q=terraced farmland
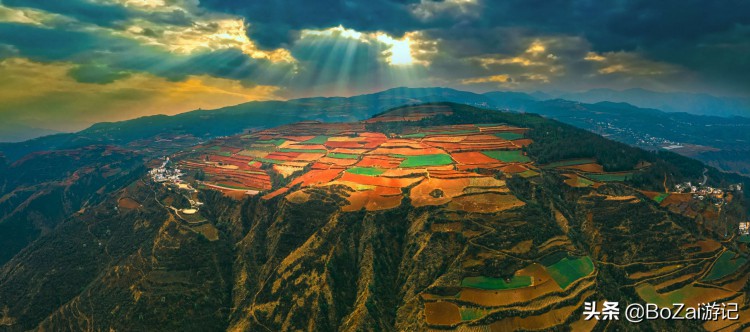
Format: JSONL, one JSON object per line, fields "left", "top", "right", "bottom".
{"left": 164, "top": 104, "right": 750, "bottom": 331}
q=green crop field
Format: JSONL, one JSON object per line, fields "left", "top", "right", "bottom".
{"left": 400, "top": 133, "right": 426, "bottom": 138}
{"left": 393, "top": 154, "right": 453, "bottom": 167}
{"left": 653, "top": 193, "right": 670, "bottom": 203}
{"left": 568, "top": 175, "right": 595, "bottom": 187}
{"left": 542, "top": 159, "right": 596, "bottom": 169}
{"left": 300, "top": 135, "right": 329, "bottom": 144}
{"left": 461, "top": 276, "right": 532, "bottom": 290}
{"left": 328, "top": 153, "right": 359, "bottom": 159}
{"left": 546, "top": 256, "right": 594, "bottom": 289}
{"left": 518, "top": 170, "right": 540, "bottom": 178}
{"left": 586, "top": 173, "right": 632, "bottom": 182}
{"left": 460, "top": 307, "right": 486, "bottom": 321}
{"left": 256, "top": 139, "right": 286, "bottom": 146}
{"left": 494, "top": 132, "right": 524, "bottom": 140}
{"left": 704, "top": 251, "right": 747, "bottom": 281}
{"left": 346, "top": 167, "right": 385, "bottom": 176}
{"left": 482, "top": 150, "right": 531, "bottom": 163}
{"left": 257, "top": 158, "right": 286, "bottom": 165}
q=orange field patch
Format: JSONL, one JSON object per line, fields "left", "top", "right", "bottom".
{"left": 295, "top": 153, "right": 326, "bottom": 162}
{"left": 118, "top": 197, "right": 140, "bottom": 209}
{"left": 318, "top": 157, "right": 359, "bottom": 166}
{"left": 379, "top": 168, "right": 427, "bottom": 177}
{"left": 423, "top": 301, "right": 461, "bottom": 326}
{"left": 410, "top": 178, "right": 471, "bottom": 207}
{"left": 429, "top": 170, "right": 485, "bottom": 179}
{"left": 500, "top": 164, "right": 530, "bottom": 173}
{"left": 448, "top": 193, "right": 525, "bottom": 213}
{"left": 356, "top": 155, "right": 404, "bottom": 168}
{"left": 422, "top": 136, "right": 467, "bottom": 143}
{"left": 262, "top": 187, "right": 289, "bottom": 200}
{"left": 512, "top": 138, "right": 534, "bottom": 147}
{"left": 563, "top": 163, "right": 605, "bottom": 173}
{"left": 660, "top": 193, "right": 693, "bottom": 206}
{"left": 359, "top": 132, "right": 388, "bottom": 138}
{"left": 265, "top": 152, "right": 301, "bottom": 161}
{"left": 284, "top": 144, "right": 328, "bottom": 151}
{"left": 331, "top": 148, "right": 369, "bottom": 154}
{"left": 324, "top": 141, "right": 364, "bottom": 148}
{"left": 289, "top": 169, "right": 344, "bottom": 187}
{"left": 368, "top": 146, "right": 446, "bottom": 155}
{"left": 272, "top": 164, "right": 304, "bottom": 177}
{"left": 341, "top": 186, "right": 403, "bottom": 211}
{"left": 450, "top": 151, "right": 501, "bottom": 165}
{"left": 280, "top": 135, "right": 316, "bottom": 142}
{"left": 339, "top": 172, "right": 424, "bottom": 188}
{"left": 489, "top": 290, "right": 594, "bottom": 331}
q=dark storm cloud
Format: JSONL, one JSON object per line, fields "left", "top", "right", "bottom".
{"left": 197, "top": 0, "right": 750, "bottom": 94}
{"left": 197, "top": 0, "right": 423, "bottom": 48}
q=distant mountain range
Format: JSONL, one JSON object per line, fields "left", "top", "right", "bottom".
{"left": 537, "top": 88, "right": 750, "bottom": 117}
{"left": 0, "top": 123, "right": 60, "bottom": 143}
{"left": 2, "top": 87, "right": 750, "bottom": 175}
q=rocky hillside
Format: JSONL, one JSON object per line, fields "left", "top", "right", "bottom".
{"left": 0, "top": 103, "right": 749, "bottom": 331}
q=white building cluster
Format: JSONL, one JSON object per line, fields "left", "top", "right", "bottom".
{"left": 149, "top": 157, "right": 183, "bottom": 183}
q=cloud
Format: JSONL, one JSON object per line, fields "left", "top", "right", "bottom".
{"left": 0, "top": 0, "right": 749, "bottom": 138}
{"left": 2, "top": 0, "right": 129, "bottom": 27}
{"left": 0, "top": 58, "right": 282, "bottom": 131}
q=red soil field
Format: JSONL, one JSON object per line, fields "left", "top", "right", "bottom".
{"left": 118, "top": 197, "right": 140, "bottom": 209}
{"left": 265, "top": 152, "right": 302, "bottom": 161}
{"left": 563, "top": 163, "right": 605, "bottom": 173}
{"left": 281, "top": 135, "right": 316, "bottom": 142}
{"left": 411, "top": 178, "right": 472, "bottom": 207}
{"left": 356, "top": 155, "right": 404, "bottom": 168}
{"left": 379, "top": 139, "right": 425, "bottom": 148}
{"left": 456, "top": 163, "right": 505, "bottom": 171}
{"left": 424, "top": 141, "right": 516, "bottom": 152}
{"left": 324, "top": 141, "right": 364, "bottom": 148}
{"left": 262, "top": 187, "right": 289, "bottom": 200}
{"left": 379, "top": 169, "right": 427, "bottom": 177}
{"left": 340, "top": 172, "right": 424, "bottom": 188}
{"left": 512, "top": 139, "right": 534, "bottom": 147}
{"left": 295, "top": 153, "right": 326, "bottom": 162}
{"left": 289, "top": 169, "right": 344, "bottom": 187}
{"left": 318, "top": 157, "right": 359, "bottom": 166}
{"left": 284, "top": 144, "right": 328, "bottom": 150}
{"left": 500, "top": 164, "right": 530, "bottom": 173}
{"left": 450, "top": 151, "right": 501, "bottom": 165}
{"left": 660, "top": 193, "right": 692, "bottom": 207}
{"left": 311, "top": 162, "right": 333, "bottom": 170}
{"left": 422, "top": 135, "right": 467, "bottom": 143}
{"left": 342, "top": 189, "right": 403, "bottom": 211}
{"left": 368, "top": 147, "right": 446, "bottom": 155}
{"left": 461, "top": 134, "right": 506, "bottom": 142}
{"left": 429, "top": 170, "right": 485, "bottom": 179}
{"left": 331, "top": 148, "right": 369, "bottom": 154}
{"left": 448, "top": 192, "right": 525, "bottom": 213}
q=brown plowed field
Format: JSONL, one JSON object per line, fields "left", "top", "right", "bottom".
{"left": 424, "top": 301, "right": 462, "bottom": 326}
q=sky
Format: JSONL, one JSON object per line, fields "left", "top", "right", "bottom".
{"left": 0, "top": 0, "right": 748, "bottom": 137}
